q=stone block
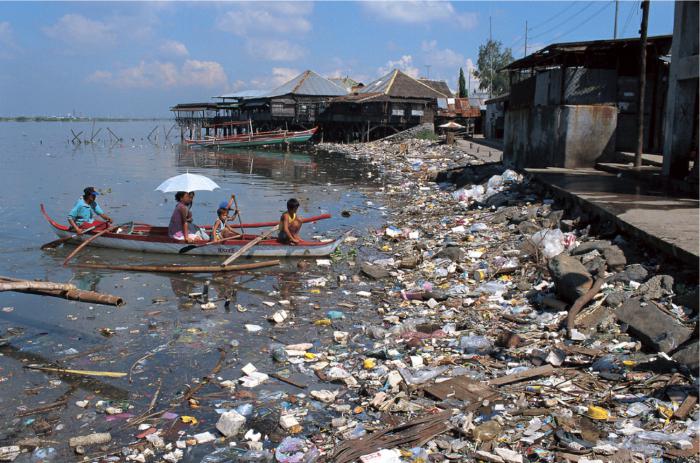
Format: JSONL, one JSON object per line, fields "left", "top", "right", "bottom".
{"left": 615, "top": 298, "right": 693, "bottom": 353}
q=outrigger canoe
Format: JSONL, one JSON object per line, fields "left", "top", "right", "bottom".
{"left": 186, "top": 127, "right": 317, "bottom": 149}
{"left": 41, "top": 205, "right": 343, "bottom": 258}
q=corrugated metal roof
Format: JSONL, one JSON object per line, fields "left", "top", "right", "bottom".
{"left": 215, "top": 89, "right": 268, "bottom": 99}
{"left": 264, "top": 70, "right": 348, "bottom": 97}
{"left": 358, "top": 69, "right": 450, "bottom": 99}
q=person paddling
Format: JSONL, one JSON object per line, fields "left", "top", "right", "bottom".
{"left": 278, "top": 198, "right": 302, "bottom": 245}
{"left": 67, "top": 187, "right": 112, "bottom": 234}
{"left": 211, "top": 195, "right": 241, "bottom": 241}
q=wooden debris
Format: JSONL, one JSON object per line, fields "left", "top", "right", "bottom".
{"left": 26, "top": 364, "right": 127, "bottom": 378}
{"left": 182, "top": 348, "right": 226, "bottom": 402}
{"left": 488, "top": 365, "right": 554, "bottom": 387}
{"left": 0, "top": 275, "right": 124, "bottom": 306}
{"left": 423, "top": 376, "right": 498, "bottom": 404}
{"left": 567, "top": 277, "right": 606, "bottom": 334}
{"left": 673, "top": 394, "right": 698, "bottom": 419}
{"left": 331, "top": 410, "right": 452, "bottom": 463}
{"left": 76, "top": 260, "right": 279, "bottom": 273}
{"left": 270, "top": 372, "right": 307, "bottom": 389}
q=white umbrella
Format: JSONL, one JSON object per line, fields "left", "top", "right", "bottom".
{"left": 155, "top": 173, "right": 220, "bottom": 193}
{"left": 439, "top": 121, "right": 465, "bottom": 129}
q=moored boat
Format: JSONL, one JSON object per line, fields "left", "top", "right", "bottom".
{"left": 40, "top": 205, "right": 342, "bottom": 258}
{"left": 186, "top": 126, "right": 317, "bottom": 148}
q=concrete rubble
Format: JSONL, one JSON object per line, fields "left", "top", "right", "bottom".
{"left": 4, "top": 137, "right": 698, "bottom": 462}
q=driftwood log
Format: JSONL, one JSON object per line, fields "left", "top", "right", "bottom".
{"left": 0, "top": 281, "right": 75, "bottom": 292}
{"left": 0, "top": 276, "right": 124, "bottom": 306}
{"left": 566, "top": 277, "right": 607, "bottom": 335}
{"left": 75, "top": 259, "right": 279, "bottom": 273}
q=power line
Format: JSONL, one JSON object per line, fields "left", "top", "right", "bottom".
{"left": 527, "top": 1, "right": 595, "bottom": 42}
{"left": 548, "top": 1, "right": 615, "bottom": 43}
{"left": 621, "top": 0, "right": 639, "bottom": 37}
{"left": 527, "top": 1, "right": 578, "bottom": 32}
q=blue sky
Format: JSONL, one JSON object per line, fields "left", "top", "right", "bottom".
{"left": 0, "top": 1, "right": 675, "bottom": 117}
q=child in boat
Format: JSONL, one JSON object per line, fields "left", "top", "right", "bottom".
{"left": 278, "top": 198, "right": 302, "bottom": 245}
{"left": 211, "top": 195, "right": 241, "bottom": 241}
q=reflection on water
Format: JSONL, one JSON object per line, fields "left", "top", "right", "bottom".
{"left": 177, "top": 145, "right": 377, "bottom": 185}
{"left": 0, "top": 121, "right": 386, "bottom": 459}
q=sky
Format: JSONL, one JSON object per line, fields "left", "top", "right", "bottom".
{"left": 0, "top": 1, "right": 676, "bottom": 117}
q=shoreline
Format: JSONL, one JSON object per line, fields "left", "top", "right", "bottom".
{"left": 1, "top": 137, "right": 697, "bottom": 462}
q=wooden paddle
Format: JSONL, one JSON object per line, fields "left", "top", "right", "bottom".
{"left": 62, "top": 222, "right": 130, "bottom": 266}
{"left": 41, "top": 226, "right": 96, "bottom": 250}
{"left": 220, "top": 225, "right": 278, "bottom": 267}
{"left": 231, "top": 194, "right": 245, "bottom": 235}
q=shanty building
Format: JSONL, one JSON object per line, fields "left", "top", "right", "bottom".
{"left": 320, "top": 69, "right": 451, "bottom": 142}
{"left": 501, "top": 35, "right": 672, "bottom": 169}
{"left": 239, "top": 70, "right": 348, "bottom": 131}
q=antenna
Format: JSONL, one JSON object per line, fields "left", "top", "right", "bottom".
{"left": 424, "top": 64, "right": 431, "bottom": 79}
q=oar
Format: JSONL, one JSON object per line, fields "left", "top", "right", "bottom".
{"left": 220, "top": 225, "right": 278, "bottom": 267}
{"left": 41, "top": 226, "right": 96, "bottom": 250}
{"left": 178, "top": 235, "right": 236, "bottom": 254}
{"left": 231, "top": 194, "right": 245, "bottom": 235}
{"left": 62, "top": 222, "right": 130, "bottom": 267}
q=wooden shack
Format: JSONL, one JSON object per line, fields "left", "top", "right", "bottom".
{"left": 240, "top": 70, "right": 348, "bottom": 131}
{"left": 319, "top": 69, "right": 451, "bottom": 142}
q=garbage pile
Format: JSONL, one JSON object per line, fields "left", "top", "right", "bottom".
{"left": 3, "top": 138, "right": 698, "bottom": 462}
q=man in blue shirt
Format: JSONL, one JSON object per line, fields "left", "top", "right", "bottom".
{"left": 67, "top": 187, "right": 112, "bottom": 234}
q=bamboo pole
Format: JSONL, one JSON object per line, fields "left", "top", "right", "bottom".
{"left": 75, "top": 259, "right": 279, "bottom": 273}
{"left": 221, "top": 226, "right": 278, "bottom": 267}
{"left": 0, "top": 276, "right": 124, "bottom": 306}
{"left": 0, "top": 281, "right": 76, "bottom": 292}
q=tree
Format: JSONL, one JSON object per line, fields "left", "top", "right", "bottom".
{"left": 458, "top": 68, "right": 467, "bottom": 98}
{"left": 474, "top": 39, "right": 513, "bottom": 97}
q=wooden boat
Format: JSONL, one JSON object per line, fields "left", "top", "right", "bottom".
{"left": 41, "top": 205, "right": 342, "bottom": 258}
{"left": 186, "top": 127, "right": 317, "bottom": 148}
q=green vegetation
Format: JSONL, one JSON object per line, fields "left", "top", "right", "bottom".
{"left": 415, "top": 129, "right": 439, "bottom": 141}
{"left": 474, "top": 39, "right": 514, "bottom": 97}
{"left": 458, "top": 67, "right": 467, "bottom": 98}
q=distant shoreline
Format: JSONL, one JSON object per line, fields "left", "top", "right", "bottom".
{"left": 0, "top": 117, "right": 172, "bottom": 122}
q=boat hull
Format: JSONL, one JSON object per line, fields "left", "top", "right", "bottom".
{"left": 187, "top": 128, "right": 317, "bottom": 148}
{"left": 41, "top": 205, "right": 342, "bottom": 258}
{"left": 50, "top": 229, "right": 342, "bottom": 257}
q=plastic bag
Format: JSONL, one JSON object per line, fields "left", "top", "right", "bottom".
{"left": 460, "top": 335, "right": 494, "bottom": 355}
{"left": 530, "top": 229, "right": 565, "bottom": 259}
{"left": 398, "top": 366, "right": 448, "bottom": 385}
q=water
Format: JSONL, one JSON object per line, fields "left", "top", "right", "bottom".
{"left": 0, "top": 122, "right": 386, "bottom": 459}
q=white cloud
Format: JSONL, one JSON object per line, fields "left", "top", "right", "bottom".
{"left": 42, "top": 12, "right": 156, "bottom": 50}
{"left": 363, "top": 1, "right": 477, "bottom": 29}
{"left": 43, "top": 14, "right": 115, "bottom": 47}
{"left": 0, "top": 21, "right": 18, "bottom": 58}
{"left": 217, "top": 2, "right": 312, "bottom": 62}
{"left": 217, "top": 2, "right": 312, "bottom": 36}
{"left": 249, "top": 67, "right": 300, "bottom": 90}
{"left": 87, "top": 59, "right": 228, "bottom": 89}
{"left": 421, "top": 40, "right": 464, "bottom": 68}
{"left": 378, "top": 55, "right": 419, "bottom": 78}
{"left": 159, "top": 40, "right": 189, "bottom": 57}
{"left": 246, "top": 38, "right": 306, "bottom": 62}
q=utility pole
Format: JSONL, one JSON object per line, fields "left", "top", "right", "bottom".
{"left": 489, "top": 16, "right": 493, "bottom": 99}
{"left": 524, "top": 20, "right": 528, "bottom": 57}
{"left": 424, "top": 64, "right": 431, "bottom": 79}
{"left": 634, "top": 0, "right": 649, "bottom": 168}
{"left": 613, "top": 0, "right": 619, "bottom": 39}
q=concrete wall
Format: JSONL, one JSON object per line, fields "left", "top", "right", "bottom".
{"left": 503, "top": 105, "right": 617, "bottom": 168}
{"left": 663, "top": 1, "right": 699, "bottom": 178}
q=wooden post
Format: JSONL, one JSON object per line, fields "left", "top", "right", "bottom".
{"left": 634, "top": 0, "right": 650, "bottom": 168}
